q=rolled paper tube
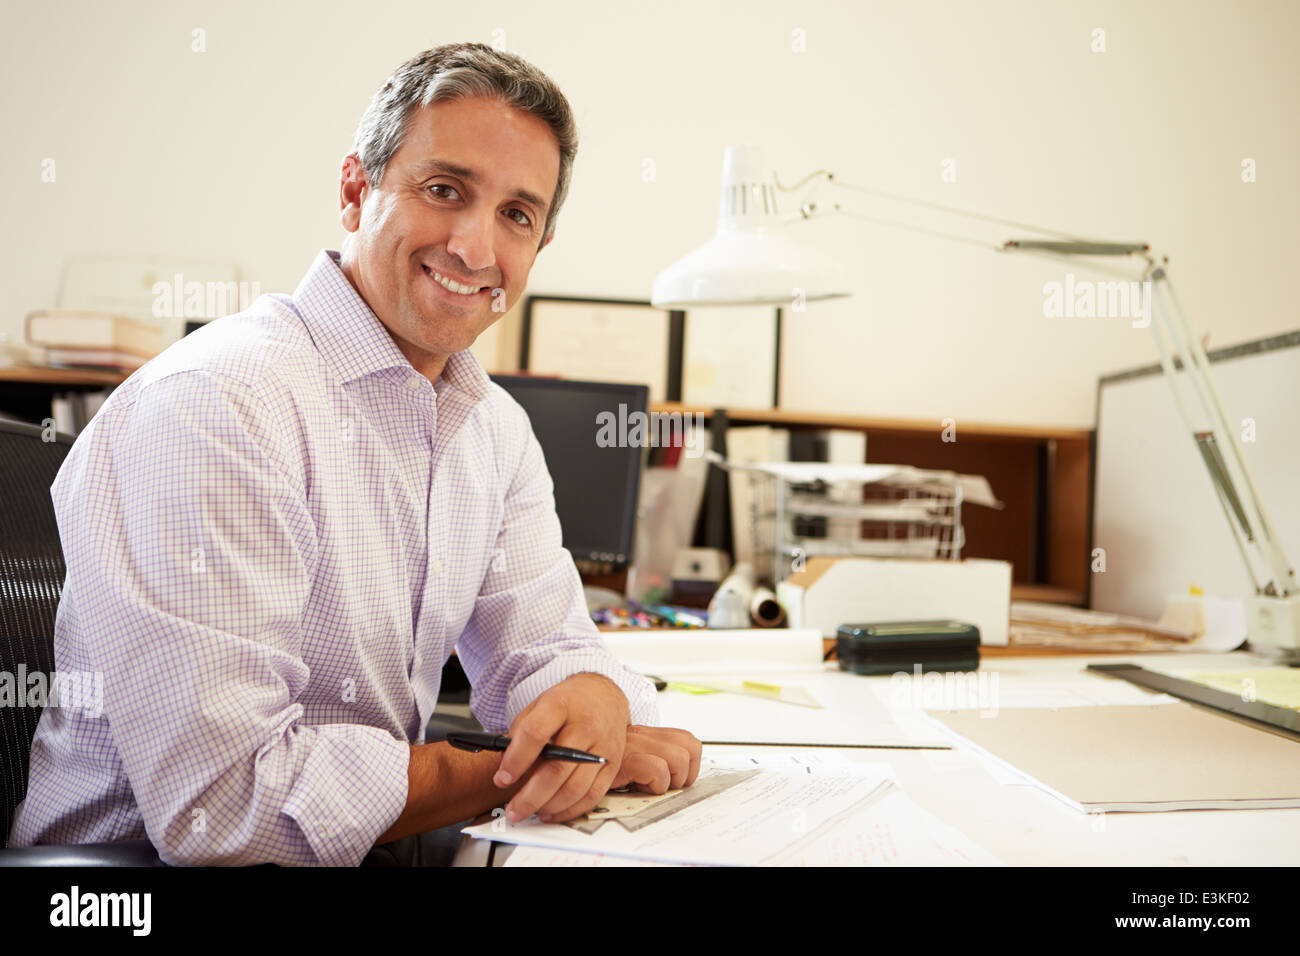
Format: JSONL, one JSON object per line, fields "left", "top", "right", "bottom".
{"left": 749, "top": 586, "right": 787, "bottom": 628}
{"left": 707, "top": 562, "right": 755, "bottom": 629}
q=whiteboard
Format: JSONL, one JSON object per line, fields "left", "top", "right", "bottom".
{"left": 1092, "top": 331, "right": 1300, "bottom": 619}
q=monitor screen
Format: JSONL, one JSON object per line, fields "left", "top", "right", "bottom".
{"left": 490, "top": 375, "right": 647, "bottom": 567}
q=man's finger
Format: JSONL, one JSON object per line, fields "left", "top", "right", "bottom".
{"left": 643, "top": 726, "right": 704, "bottom": 787}
{"left": 625, "top": 729, "right": 694, "bottom": 790}
{"left": 504, "top": 723, "right": 609, "bottom": 822}
{"left": 495, "top": 697, "right": 567, "bottom": 787}
{"left": 611, "top": 752, "right": 672, "bottom": 794}
{"left": 505, "top": 759, "right": 578, "bottom": 823}
{"left": 540, "top": 760, "right": 620, "bottom": 824}
{"left": 533, "top": 759, "right": 601, "bottom": 819}
{"left": 628, "top": 725, "right": 704, "bottom": 787}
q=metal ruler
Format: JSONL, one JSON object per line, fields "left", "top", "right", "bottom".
{"left": 568, "top": 769, "right": 760, "bottom": 835}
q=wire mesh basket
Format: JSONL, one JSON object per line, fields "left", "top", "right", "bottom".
{"left": 710, "top": 456, "right": 973, "bottom": 586}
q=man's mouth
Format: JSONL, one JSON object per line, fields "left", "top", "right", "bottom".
{"left": 421, "top": 264, "right": 488, "bottom": 297}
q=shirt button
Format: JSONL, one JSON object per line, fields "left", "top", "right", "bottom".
{"left": 405, "top": 375, "right": 423, "bottom": 390}
{"left": 432, "top": 558, "right": 443, "bottom": 575}
{"left": 414, "top": 654, "right": 423, "bottom": 670}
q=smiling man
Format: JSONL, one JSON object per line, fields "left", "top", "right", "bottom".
{"left": 10, "top": 42, "right": 701, "bottom": 866}
{"left": 340, "top": 95, "right": 549, "bottom": 376}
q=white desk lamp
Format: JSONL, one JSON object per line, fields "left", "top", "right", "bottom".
{"left": 652, "top": 145, "right": 1300, "bottom": 655}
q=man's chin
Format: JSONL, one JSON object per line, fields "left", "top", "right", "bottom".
{"left": 409, "top": 323, "right": 480, "bottom": 358}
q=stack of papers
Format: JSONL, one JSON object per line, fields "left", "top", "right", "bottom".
{"left": 1009, "top": 601, "right": 1195, "bottom": 651}
{"left": 465, "top": 750, "right": 1001, "bottom": 867}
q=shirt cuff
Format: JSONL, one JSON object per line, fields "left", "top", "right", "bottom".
{"left": 282, "top": 724, "right": 410, "bottom": 866}
{"left": 504, "top": 651, "right": 661, "bottom": 731}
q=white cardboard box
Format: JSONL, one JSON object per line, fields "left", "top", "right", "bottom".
{"left": 776, "top": 556, "right": 1012, "bottom": 646}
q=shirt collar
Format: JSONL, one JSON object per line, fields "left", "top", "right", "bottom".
{"left": 292, "top": 249, "right": 491, "bottom": 401}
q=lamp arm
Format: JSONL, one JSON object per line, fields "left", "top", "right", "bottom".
{"left": 1144, "top": 262, "right": 1297, "bottom": 598}
{"left": 1141, "top": 274, "right": 1263, "bottom": 593}
{"left": 779, "top": 169, "right": 1105, "bottom": 243}
{"left": 1000, "top": 239, "right": 1299, "bottom": 601}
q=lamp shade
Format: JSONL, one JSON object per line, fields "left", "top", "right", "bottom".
{"left": 651, "top": 145, "right": 851, "bottom": 308}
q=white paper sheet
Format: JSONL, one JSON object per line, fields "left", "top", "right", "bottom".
{"left": 605, "top": 629, "right": 825, "bottom": 674}
{"left": 503, "top": 847, "right": 685, "bottom": 867}
{"left": 870, "top": 669, "right": 1176, "bottom": 716}
{"left": 782, "top": 786, "right": 1003, "bottom": 866}
{"left": 497, "top": 752, "right": 1001, "bottom": 867}
{"left": 464, "top": 760, "right": 897, "bottom": 867}
{"left": 653, "top": 671, "right": 952, "bottom": 748}
{"left": 1159, "top": 594, "right": 1249, "bottom": 652}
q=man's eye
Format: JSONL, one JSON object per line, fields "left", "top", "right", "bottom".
{"left": 429, "top": 183, "right": 460, "bottom": 200}
{"left": 507, "top": 209, "right": 532, "bottom": 227}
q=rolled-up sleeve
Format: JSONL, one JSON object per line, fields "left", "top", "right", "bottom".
{"left": 455, "top": 405, "right": 660, "bottom": 733}
{"left": 57, "top": 370, "right": 409, "bottom": 866}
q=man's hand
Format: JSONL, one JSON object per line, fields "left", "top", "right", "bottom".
{"left": 495, "top": 672, "right": 631, "bottom": 823}
{"left": 495, "top": 675, "right": 704, "bottom": 824}
{"left": 534, "top": 725, "right": 703, "bottom": 823}
{"left": 610, "top": 725, "right": 703, "bottom": 796}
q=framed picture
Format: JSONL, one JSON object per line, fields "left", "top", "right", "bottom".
{"left": 681, "top": 305, "right": 782, "bottom": 409}
{"left": 520, "top": 296, "right": 684, "bottom": 403}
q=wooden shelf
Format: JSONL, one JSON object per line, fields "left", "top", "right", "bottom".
{"left": 1009, "top": 584, "right": 1084, "bottom": 605}
{"left": 650, "top": 402, "right": 1092, "bottom": 443}
{"left": 656, "top": 401, "right": 1095, "bottom": 603}
{"left": 0, "top": 365, "right": 128, "bottom": 387}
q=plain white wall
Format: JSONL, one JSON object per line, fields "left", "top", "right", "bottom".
{"left": 2, "top": 0, "right": 1295, "bottom": 427}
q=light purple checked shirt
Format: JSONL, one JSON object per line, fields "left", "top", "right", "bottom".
{"left": 10, "top": 249, "right": 659, "bottom": 866}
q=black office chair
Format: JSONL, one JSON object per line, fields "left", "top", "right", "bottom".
{"left": 0, "top": 415, "right": 162, "bottom": 865}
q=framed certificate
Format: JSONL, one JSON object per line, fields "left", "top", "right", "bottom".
{"left": 682, "top": 305, "right": 782, "bottom": 409}
{"left": 520, "top": 296, "right": 684, "bottom": 403}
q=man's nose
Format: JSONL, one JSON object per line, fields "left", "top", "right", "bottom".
{"left": 445, "top": 208, "right": 497, "bottom": 275}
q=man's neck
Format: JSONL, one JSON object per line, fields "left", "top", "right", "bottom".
{"left": 392, "top": 340, "right": 449, "bottom": 385}
{"left": 338, "top": 247, "right": 449, "bottom": 385}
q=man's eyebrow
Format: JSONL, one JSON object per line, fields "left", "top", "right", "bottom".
{"left": 413, "top": 158, "right": 549, "bottom": 215}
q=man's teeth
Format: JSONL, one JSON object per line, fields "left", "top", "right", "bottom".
{"left": 425, "top": 267, "right": 480, "bottom": 295}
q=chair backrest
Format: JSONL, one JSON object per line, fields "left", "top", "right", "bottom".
{"left": 0, "top": 416, "right": 73, "bottom": 846}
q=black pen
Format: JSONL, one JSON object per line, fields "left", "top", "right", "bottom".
{"left": 444, "top": 730, "right": 607, "bottom": 764}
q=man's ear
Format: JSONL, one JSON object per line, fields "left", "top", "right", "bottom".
{"left": 340, "top": 154, "right": 368, "bottom": 233}
{"left": 540, "top": 231, "right": 555, "bottom": 251}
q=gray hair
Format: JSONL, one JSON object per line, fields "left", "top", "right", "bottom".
{"left": 351, "top": 42, "right": 577, "bottom": 250}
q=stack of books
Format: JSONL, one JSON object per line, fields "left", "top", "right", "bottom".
{"left": 25, "top": 309, "right": 163, "bottom": 372}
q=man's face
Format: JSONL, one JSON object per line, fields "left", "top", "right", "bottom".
{"left": 338, "top": 95, "right": 559, "bottom": 376}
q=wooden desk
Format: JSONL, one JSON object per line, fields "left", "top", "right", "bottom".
{"left": 597, "top": 627, "right": 1150, "bottom": 659}
{"left": 456, "top": 648, "right": 1300, "bottom": 866}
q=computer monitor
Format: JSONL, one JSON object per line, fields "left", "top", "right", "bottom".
{"left": 490, "top": 374, "right": 647, "bottom": 568}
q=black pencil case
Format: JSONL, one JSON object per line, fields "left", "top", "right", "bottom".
{"left": 836, "top": 620, "right": 981, "bottom": 675}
